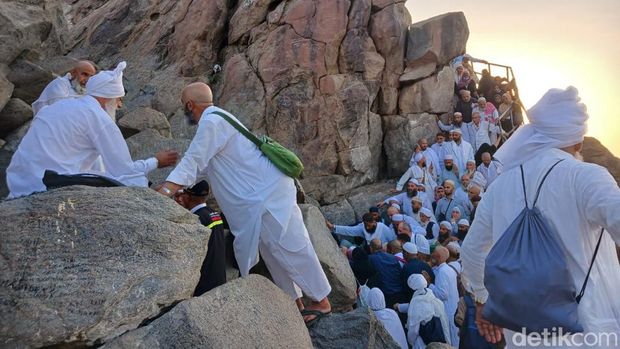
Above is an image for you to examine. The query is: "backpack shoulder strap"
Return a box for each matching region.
[532,159,565,207]
[211,111,263,148]
[576,228,605,304]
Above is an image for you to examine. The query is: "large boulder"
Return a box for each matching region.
[583,136,620,186]
[300,204,357,312]
[118,107,172,138]
[383,113,440,177]
[399,66,454,115]
[308,307,400,349]
[126,129,191,185]
[0,98,32,138]
[405,12,469,68]
[320,199,357,226]
[346,181,397,221]
[0,186,210,348]
[101,275,313,349]
[0,72,13,112]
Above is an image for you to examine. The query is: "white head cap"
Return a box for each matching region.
[367,288,386,311]
[413,234,430,254]
[419,207,433,218]
[458,219,470,227]
[408,274,428,291]
[86,61,127,98]
[403,242,418,254]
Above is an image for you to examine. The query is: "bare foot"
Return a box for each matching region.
[301,298,331,324]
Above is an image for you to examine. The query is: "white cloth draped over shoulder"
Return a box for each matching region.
[367,288,408,349]
[32,73,81,115]
[6,96,157,198]
[443,140,475,174]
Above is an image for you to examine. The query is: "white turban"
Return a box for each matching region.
[390,203,401,211]
[408,179,420,185]
[411,196,423,204]
[403,242,418,254]
[450,128,462,134]
[86,61,127,98]
[494,86,588,170]
[440,221,452,230]
[444,154,454,161]
[414,153,424,163]
[367,288,386,311]
[419,207,433,218]
[392,214,404,222]
[458,219,470,227]
[407,274,428,291]
[413,234,430,254]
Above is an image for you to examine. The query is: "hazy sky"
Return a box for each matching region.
[406,0,620,156]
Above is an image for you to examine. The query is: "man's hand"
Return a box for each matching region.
[155,150,179,168]
[389,188,399,193]
[325,220,335,231]
[475,302,503,344]
[421,270,432,284]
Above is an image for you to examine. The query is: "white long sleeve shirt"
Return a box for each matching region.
[32,74,82,115]
[429,262,460,346]
[477,160,502,189]
[443,140,475,175]
[465,120,500,151]
[461,148,620,346]
[7,96,157,198]
[333,222,396,245]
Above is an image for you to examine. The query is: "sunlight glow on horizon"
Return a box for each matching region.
[406,0,620,157]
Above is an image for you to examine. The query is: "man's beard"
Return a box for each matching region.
[104,100,117,121]
[412,207,420,214]
[407,189,418,197]
[71,79,86,95]
[445,165,453,171]
[574,151,584,162]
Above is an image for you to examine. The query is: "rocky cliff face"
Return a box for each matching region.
[0,0,469,202]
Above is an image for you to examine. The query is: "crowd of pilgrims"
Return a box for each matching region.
[323,55,522,349]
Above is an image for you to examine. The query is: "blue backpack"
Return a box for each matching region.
[483,159,605,333]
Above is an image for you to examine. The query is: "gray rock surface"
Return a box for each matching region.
[0,186,210,348]
[308,307,400,349]
[320,199,357,226]
[0,72,13,112]
[406,12,469,68]
[126,129,191,185]
[102,275,313,349]
[346,181,397,221]
[0,98,33,138]
[118,107,172,138]
[300,204,357,312]
[399,66,454,114]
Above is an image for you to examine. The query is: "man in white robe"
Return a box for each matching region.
[461,86,620,348]
[32,61,97,115]
[397,153,436,194]
[384,180,432,216]
[438,112,471,144]
[406,274,452,348]
[465,111,500,151]
[367,288,408,349]
[327,213,396,246]
[443,129,475,174]
[477,152,502,189]
[429,245,460,347]
[156,82,332,323]
[410,138,441,180]
[6,62,177,198]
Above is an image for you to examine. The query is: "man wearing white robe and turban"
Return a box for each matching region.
[6,62,178,198]
[406,274,452,349]
[367,288,408,349]
[156,82,332,324]
[32,61,97,115]
[461,86,620,348]
[443,128,475,174]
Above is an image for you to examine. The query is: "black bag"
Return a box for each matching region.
[419,316,447,345]
[42,170,125,190]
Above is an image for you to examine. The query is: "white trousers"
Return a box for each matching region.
[258,206,331,301]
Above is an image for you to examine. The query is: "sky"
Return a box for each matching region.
[406,0,620,156]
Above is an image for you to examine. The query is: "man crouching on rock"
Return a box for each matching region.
[156,82,332,325]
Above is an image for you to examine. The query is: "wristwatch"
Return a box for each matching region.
[161,186,173,196]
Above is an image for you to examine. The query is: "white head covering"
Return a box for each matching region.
[444,154,454,161]
[414,153,425,163]
[494,86,588,170]
[390,203,401,211]
[391,214,404,222]
[458,219,470,226]
[413,234,430,254]
[412,225,426,236]
[367,288,386,311]
[408,179,420,185]
[86,61,127,98]
[450,128,462,134]
[407,274,428,291]
[440,221,452,230]
[451,206,461,214]
[419,207,433,218]
[447,241,461,254]
[403,242,418,254]
[411,196,423,204]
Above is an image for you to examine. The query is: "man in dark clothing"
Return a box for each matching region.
[477,69,495,99]
[174,180,228,296]
[367,238,406,308]
[454,89,477,123]
[401,242,435,299]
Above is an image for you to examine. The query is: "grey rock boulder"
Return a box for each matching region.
[0,186,210,348]
[118,107,172,138]
[0,98,33,138]
[406,12,469,67]
[308,307,401,349]
[320,199,357,226]
[399,66,454,114]
[102,275,313,349]
[300,204,357,313]
[0,72,14,112]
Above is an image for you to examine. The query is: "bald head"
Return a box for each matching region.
[70,60,96,87]
[482,152,492,165]
[370,238,383,253]
[182,82,213,105]
[387,240,402,254]
[432,246,450,265]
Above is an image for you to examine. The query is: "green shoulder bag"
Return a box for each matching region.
[212,111,304,179]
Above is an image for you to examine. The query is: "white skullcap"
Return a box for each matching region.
[440,221,452,230]
[408,179,420,185]
[414,153,424,163]
[453,112,462,116]
[407,274,427,291]
[86,61,126,98]
[403,242,418,254]
[467,159,476,164]
[444,179,455,187]
[478,97,487,103]
[413,234,430,254]
[390,203,401,211]
[450,128,462,134]
[367,288,386,311]
[494,86,588,170]
[444,154,454,161]
[451,206,461,214]
[458,219,470,226]
[411,196,423,204]
[419,207,433,218]
[447,241,461,254]
[391,214,404,222]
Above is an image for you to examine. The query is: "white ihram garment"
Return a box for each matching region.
[6,96,157,198]
[31,74,82,115]
[166,106,331,300]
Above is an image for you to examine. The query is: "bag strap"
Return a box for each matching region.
[211,111,263,148]
[519,159,565,209]
[443,199,453,218]
[576,228,605,304]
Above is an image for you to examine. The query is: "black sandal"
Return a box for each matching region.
[300,309,331,327]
